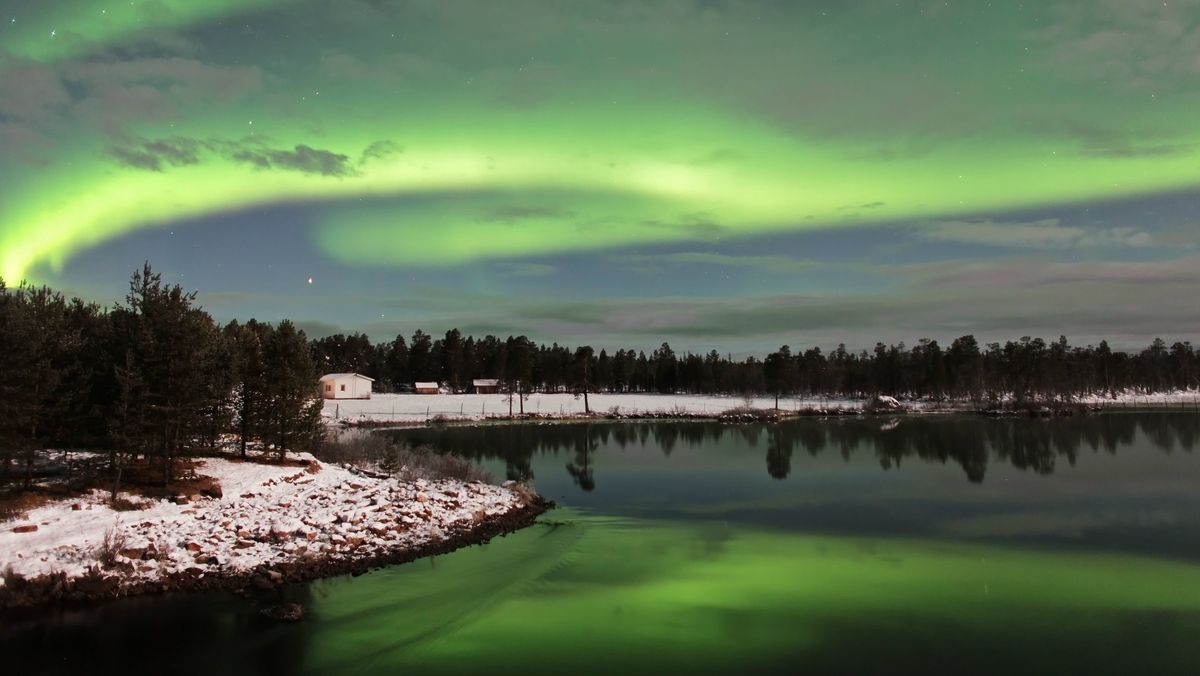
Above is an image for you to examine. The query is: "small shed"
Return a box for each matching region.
[472,378,501,394]
[319,373,374,400]
[414,381,440,395]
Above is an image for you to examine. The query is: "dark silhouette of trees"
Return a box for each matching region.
[0,266,326,490]
[304,324,1194,404]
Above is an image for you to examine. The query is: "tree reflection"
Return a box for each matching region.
[387,413,1200,488]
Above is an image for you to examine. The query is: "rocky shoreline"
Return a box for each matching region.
[0,496,552,612]
[0,454,553,612]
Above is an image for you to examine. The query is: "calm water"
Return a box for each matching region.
[7,413,1200,674]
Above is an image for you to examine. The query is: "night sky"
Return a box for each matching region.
[2,0,1198,352]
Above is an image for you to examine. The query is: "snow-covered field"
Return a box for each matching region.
[324,392,868,424]
[323,389,1200,425]
[0,455,527,588]
[1076,390,1200,406]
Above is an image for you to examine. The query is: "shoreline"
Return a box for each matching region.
[0,455,553,612]
[331,399,1200,430]
[0,497,552,613]
[323,390,1200,429]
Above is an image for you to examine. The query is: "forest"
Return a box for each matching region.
[314,325,1198,404]
[2,265,1198,488]
[0,266,322,489]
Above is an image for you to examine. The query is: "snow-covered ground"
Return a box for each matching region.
[1076,390,1200,406]
[323,389,1200,426]
[324,392,868,424]
[0,455,527,587]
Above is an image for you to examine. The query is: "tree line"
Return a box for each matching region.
[315,329,1198,405]
[0,265,322,490]
[2,265,1197,488]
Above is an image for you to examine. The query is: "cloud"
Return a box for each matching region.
[107,137,202,171]
[1079,143,1196,159]
[920,256,1200,290]
[916,219,1154,249]
[359,140,403,163]
[1036,0,1200,90]
[615,252,826,275]
[63,57,263,128]
[228,143,354,177]
[105,136,366,176]
[499,262,558,277]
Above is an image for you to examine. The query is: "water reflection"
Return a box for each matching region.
[8,414,1200,675]
[389,413,1199,485]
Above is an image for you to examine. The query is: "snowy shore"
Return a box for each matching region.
[324,390,1200,426]
[0,454,548,608]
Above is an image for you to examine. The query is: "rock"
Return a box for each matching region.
[867,395,905,411]
[267,570,283,583]
[237,529,251,538]
[71,503,82,511]
[173,495,190,505]
[185,542,203,552]
[12,524,38,533]
[120,547,146,560]
[304,531,318,542]
[235,539,256,549]
[200,485,223,499]
[346,535,366,547]
[415,494,428,503]
[261,603,305,621]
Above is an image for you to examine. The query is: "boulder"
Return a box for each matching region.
[12,524,38,533]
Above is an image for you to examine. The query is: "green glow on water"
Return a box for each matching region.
[300,510,1200,674]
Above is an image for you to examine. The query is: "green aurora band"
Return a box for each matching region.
[3,1,1199,283]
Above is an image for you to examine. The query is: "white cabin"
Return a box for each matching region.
[472,378,501,394]
[319,373,374,400]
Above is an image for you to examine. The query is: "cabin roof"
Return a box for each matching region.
[319,372,375,382]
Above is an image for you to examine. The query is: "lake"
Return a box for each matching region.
[7,413,1200,674]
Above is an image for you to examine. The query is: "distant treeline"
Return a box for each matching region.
[314,328,1198,404]
[0,266,322,489]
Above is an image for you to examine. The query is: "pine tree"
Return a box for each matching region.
[262,320,323,461]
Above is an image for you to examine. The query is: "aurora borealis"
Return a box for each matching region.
[2,1,1199,349]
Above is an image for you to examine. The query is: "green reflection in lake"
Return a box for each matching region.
[7,414,1200,674]
[301,508,1200,675]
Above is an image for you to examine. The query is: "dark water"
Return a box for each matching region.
[7,413,1200,675]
